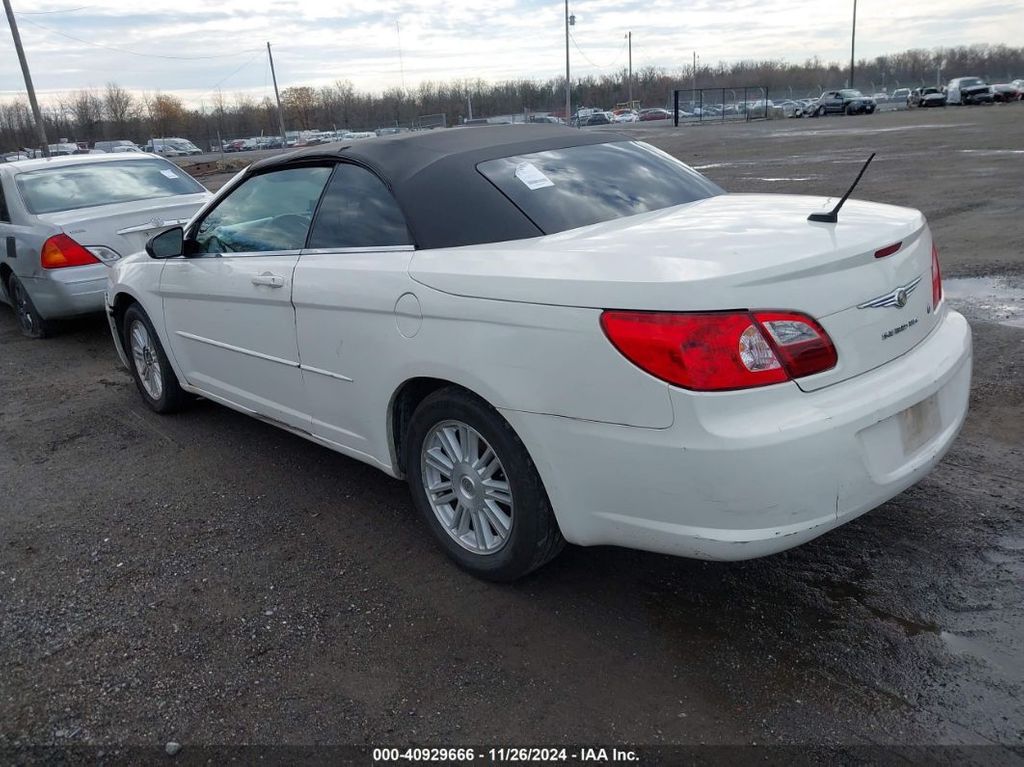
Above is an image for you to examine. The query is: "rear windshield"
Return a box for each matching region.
[17,159,205,215]
[477,141,723,235]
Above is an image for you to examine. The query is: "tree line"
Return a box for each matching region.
[1,43,1021,152]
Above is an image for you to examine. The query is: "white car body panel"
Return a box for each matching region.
[159,253,309,432]
[105,173,972,562]
[505,307,970,558]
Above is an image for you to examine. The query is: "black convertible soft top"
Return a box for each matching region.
[248,125,624,249]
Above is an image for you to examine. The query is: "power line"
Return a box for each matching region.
[191,50,266,105]
[569,31,626,70]
[15,14,262,60]
[18,5,91,13]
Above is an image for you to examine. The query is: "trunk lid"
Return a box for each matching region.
[37,193,209,263]
[409,193,940,390]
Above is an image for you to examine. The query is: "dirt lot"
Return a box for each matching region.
[1,105,1022,751]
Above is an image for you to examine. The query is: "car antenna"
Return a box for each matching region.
[808,152,876,223]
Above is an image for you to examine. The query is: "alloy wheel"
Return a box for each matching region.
[129,320,164,401]
[10,279,36,335]
[420,419,514,555]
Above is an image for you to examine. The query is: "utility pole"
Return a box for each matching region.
[3,0,49,156]
[564,0,572,125]
[626,31,632,104]
[849,0,857,89]
[692,51,697,100]
[267,42,287,143]
[467,92,473,121]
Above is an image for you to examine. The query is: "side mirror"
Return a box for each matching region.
[145,226,184,259]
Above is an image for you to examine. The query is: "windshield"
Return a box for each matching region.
[960,78,983,86]
[477,140,723,235]
[840,90,864,98]
[17,159,206,215]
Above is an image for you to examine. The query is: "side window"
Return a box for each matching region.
[194,165,332,254]
[307,164,413,250]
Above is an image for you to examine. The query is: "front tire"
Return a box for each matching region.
[122,304,189,414]
[6,274,49,338]
[406,388,564,581]
[815,105,826,117]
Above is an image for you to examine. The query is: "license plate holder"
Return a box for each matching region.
[899,393,941,454]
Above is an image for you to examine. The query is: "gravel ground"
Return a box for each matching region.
[1,105,1022,751]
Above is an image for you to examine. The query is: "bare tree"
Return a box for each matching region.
[103,82,137,135]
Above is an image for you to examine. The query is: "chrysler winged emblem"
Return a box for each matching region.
[857,276,922,309]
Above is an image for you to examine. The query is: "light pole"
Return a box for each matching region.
[267,42,287,143]
[564,1,574,124]
[849,0,857,89]
[625,31,632,105]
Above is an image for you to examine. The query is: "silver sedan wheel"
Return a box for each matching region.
[9,278,36,335]
[129,320,163,401]
[421,420,514,555]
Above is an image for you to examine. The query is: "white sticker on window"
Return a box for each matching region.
[514,162,554,190]
[160,169,179,179]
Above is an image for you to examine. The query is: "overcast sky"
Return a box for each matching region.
[0,0,1018,105]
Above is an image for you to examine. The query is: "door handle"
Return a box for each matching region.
[251,272,285,288]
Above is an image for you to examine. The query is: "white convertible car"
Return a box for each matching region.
[105,125,972,580]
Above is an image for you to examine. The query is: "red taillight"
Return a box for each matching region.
[931,243,942,308]
[600,310,837,392]
[40,234,100,269]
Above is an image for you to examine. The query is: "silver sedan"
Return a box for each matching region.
[0,153,210,337]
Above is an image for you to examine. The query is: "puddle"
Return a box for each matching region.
[773,123,972,138]
[958,149,1024,156]
[747,176,818,182]
[940,631,1018,674]
[943,276,1024,328]
[822,579,940,636]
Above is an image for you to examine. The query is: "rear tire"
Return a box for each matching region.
[122,304,189,414]
[406,388,564,581]
[6,274,49,339]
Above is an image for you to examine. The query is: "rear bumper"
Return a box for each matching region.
[21,264,107,319]
[502,308,972,561]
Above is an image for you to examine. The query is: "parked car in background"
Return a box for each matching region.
[48,143,81,156]
[990,83,1023,102]
[775,100,801,117]
[910,86,947,108]
[105,125,970,581]
[611,110,639,123]
[946,77,994,105]
[146,138,202,156]
[0,154,210,337]
[809,90,876,116]
[583,112,612,126]
[890,88,912,105]
[639,108,672,121]
[94,140,140,153]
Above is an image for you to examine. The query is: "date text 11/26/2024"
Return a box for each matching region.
[372,747,640,762]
